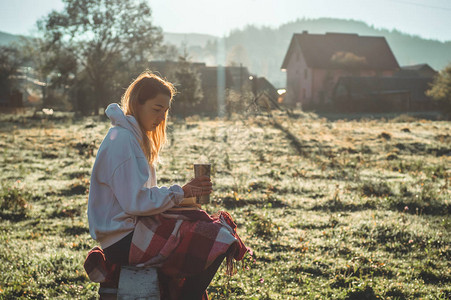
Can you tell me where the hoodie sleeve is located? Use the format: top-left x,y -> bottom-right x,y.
109,154 -> 184,216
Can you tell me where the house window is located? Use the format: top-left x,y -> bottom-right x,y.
304,69 -> 308,79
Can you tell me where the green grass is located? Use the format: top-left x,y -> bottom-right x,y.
0,110 -> 450,299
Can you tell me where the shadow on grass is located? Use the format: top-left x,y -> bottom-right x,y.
311,199 -> 377,212
419,268 -> 451,284
49,207 -> 83,219
299,223 -> 335,230
267,242 -> 302,253
290,262 -> 330,277
0,211 -> 28,222
59,184 -> 87,196
221,196 -> 288,209
394,142 -> 451,157
63,225 -> 89,236
330,274 -> 382,299
64,170 -> 90,180
336,263 -> 394,279
384,287 -> 408,300
355,223 -> 449,257
388,197 -> 451,216
315,112 -> 443,122
344,285 -> 379,300
255,118 -> 309,157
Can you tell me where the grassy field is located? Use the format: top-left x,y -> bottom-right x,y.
0,109 -> 449,299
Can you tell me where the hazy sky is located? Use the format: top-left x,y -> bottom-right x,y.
1,0 -> 451,41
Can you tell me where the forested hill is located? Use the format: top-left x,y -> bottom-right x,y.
0,31 -> 22,46
3,17 -> 451,87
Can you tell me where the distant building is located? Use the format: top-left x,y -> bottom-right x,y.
281,32 -> 400,110
253,77 -> 279,109
0,67 -> 45,112
0,90 -> 23,112
149,60 -> 278,116
226,65 -> 251,92
395,64 -> 437,78
197,66 -> 234,115
333,76 -> 437,112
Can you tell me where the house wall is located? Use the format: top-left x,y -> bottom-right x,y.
419,69 -> 437,78
311,69 -> 396,106
285,43 -> 312,108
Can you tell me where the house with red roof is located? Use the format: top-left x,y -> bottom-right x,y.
281,31 -> 400,110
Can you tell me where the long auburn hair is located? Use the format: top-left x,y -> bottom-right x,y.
121,71 -> 176,167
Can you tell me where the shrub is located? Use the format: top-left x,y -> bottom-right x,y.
391,114 -> 418,122
345,284 -> 378,300
247,212 -> 274,237
387,183 -> 450,215
390,160 -> 424,173
360,181 -> 393,197
425,164 -> 448,179
386,152 -> 398,160
378,131 -> 392,140
0,184 -> 32,220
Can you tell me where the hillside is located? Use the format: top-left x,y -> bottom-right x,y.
163,32 -> 218,48
3,17 -> 451,87
0,31 -> 23,46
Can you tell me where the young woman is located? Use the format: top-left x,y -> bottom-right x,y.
85,71 -> 247,300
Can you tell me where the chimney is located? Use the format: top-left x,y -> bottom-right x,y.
302,30 -> 308,35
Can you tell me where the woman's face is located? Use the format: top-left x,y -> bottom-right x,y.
136,93 -> 170,132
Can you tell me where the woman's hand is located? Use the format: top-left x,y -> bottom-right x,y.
182,175 -> 213,198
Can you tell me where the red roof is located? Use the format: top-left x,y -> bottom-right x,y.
281,32 -> 400,71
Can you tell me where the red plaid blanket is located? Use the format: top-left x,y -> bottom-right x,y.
84,209 -> 248,284
130,209 -> 248,276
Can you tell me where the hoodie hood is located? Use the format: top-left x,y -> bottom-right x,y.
105,103 -> 143,143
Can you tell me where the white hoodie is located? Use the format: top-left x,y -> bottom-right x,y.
87,103 -> 184,249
